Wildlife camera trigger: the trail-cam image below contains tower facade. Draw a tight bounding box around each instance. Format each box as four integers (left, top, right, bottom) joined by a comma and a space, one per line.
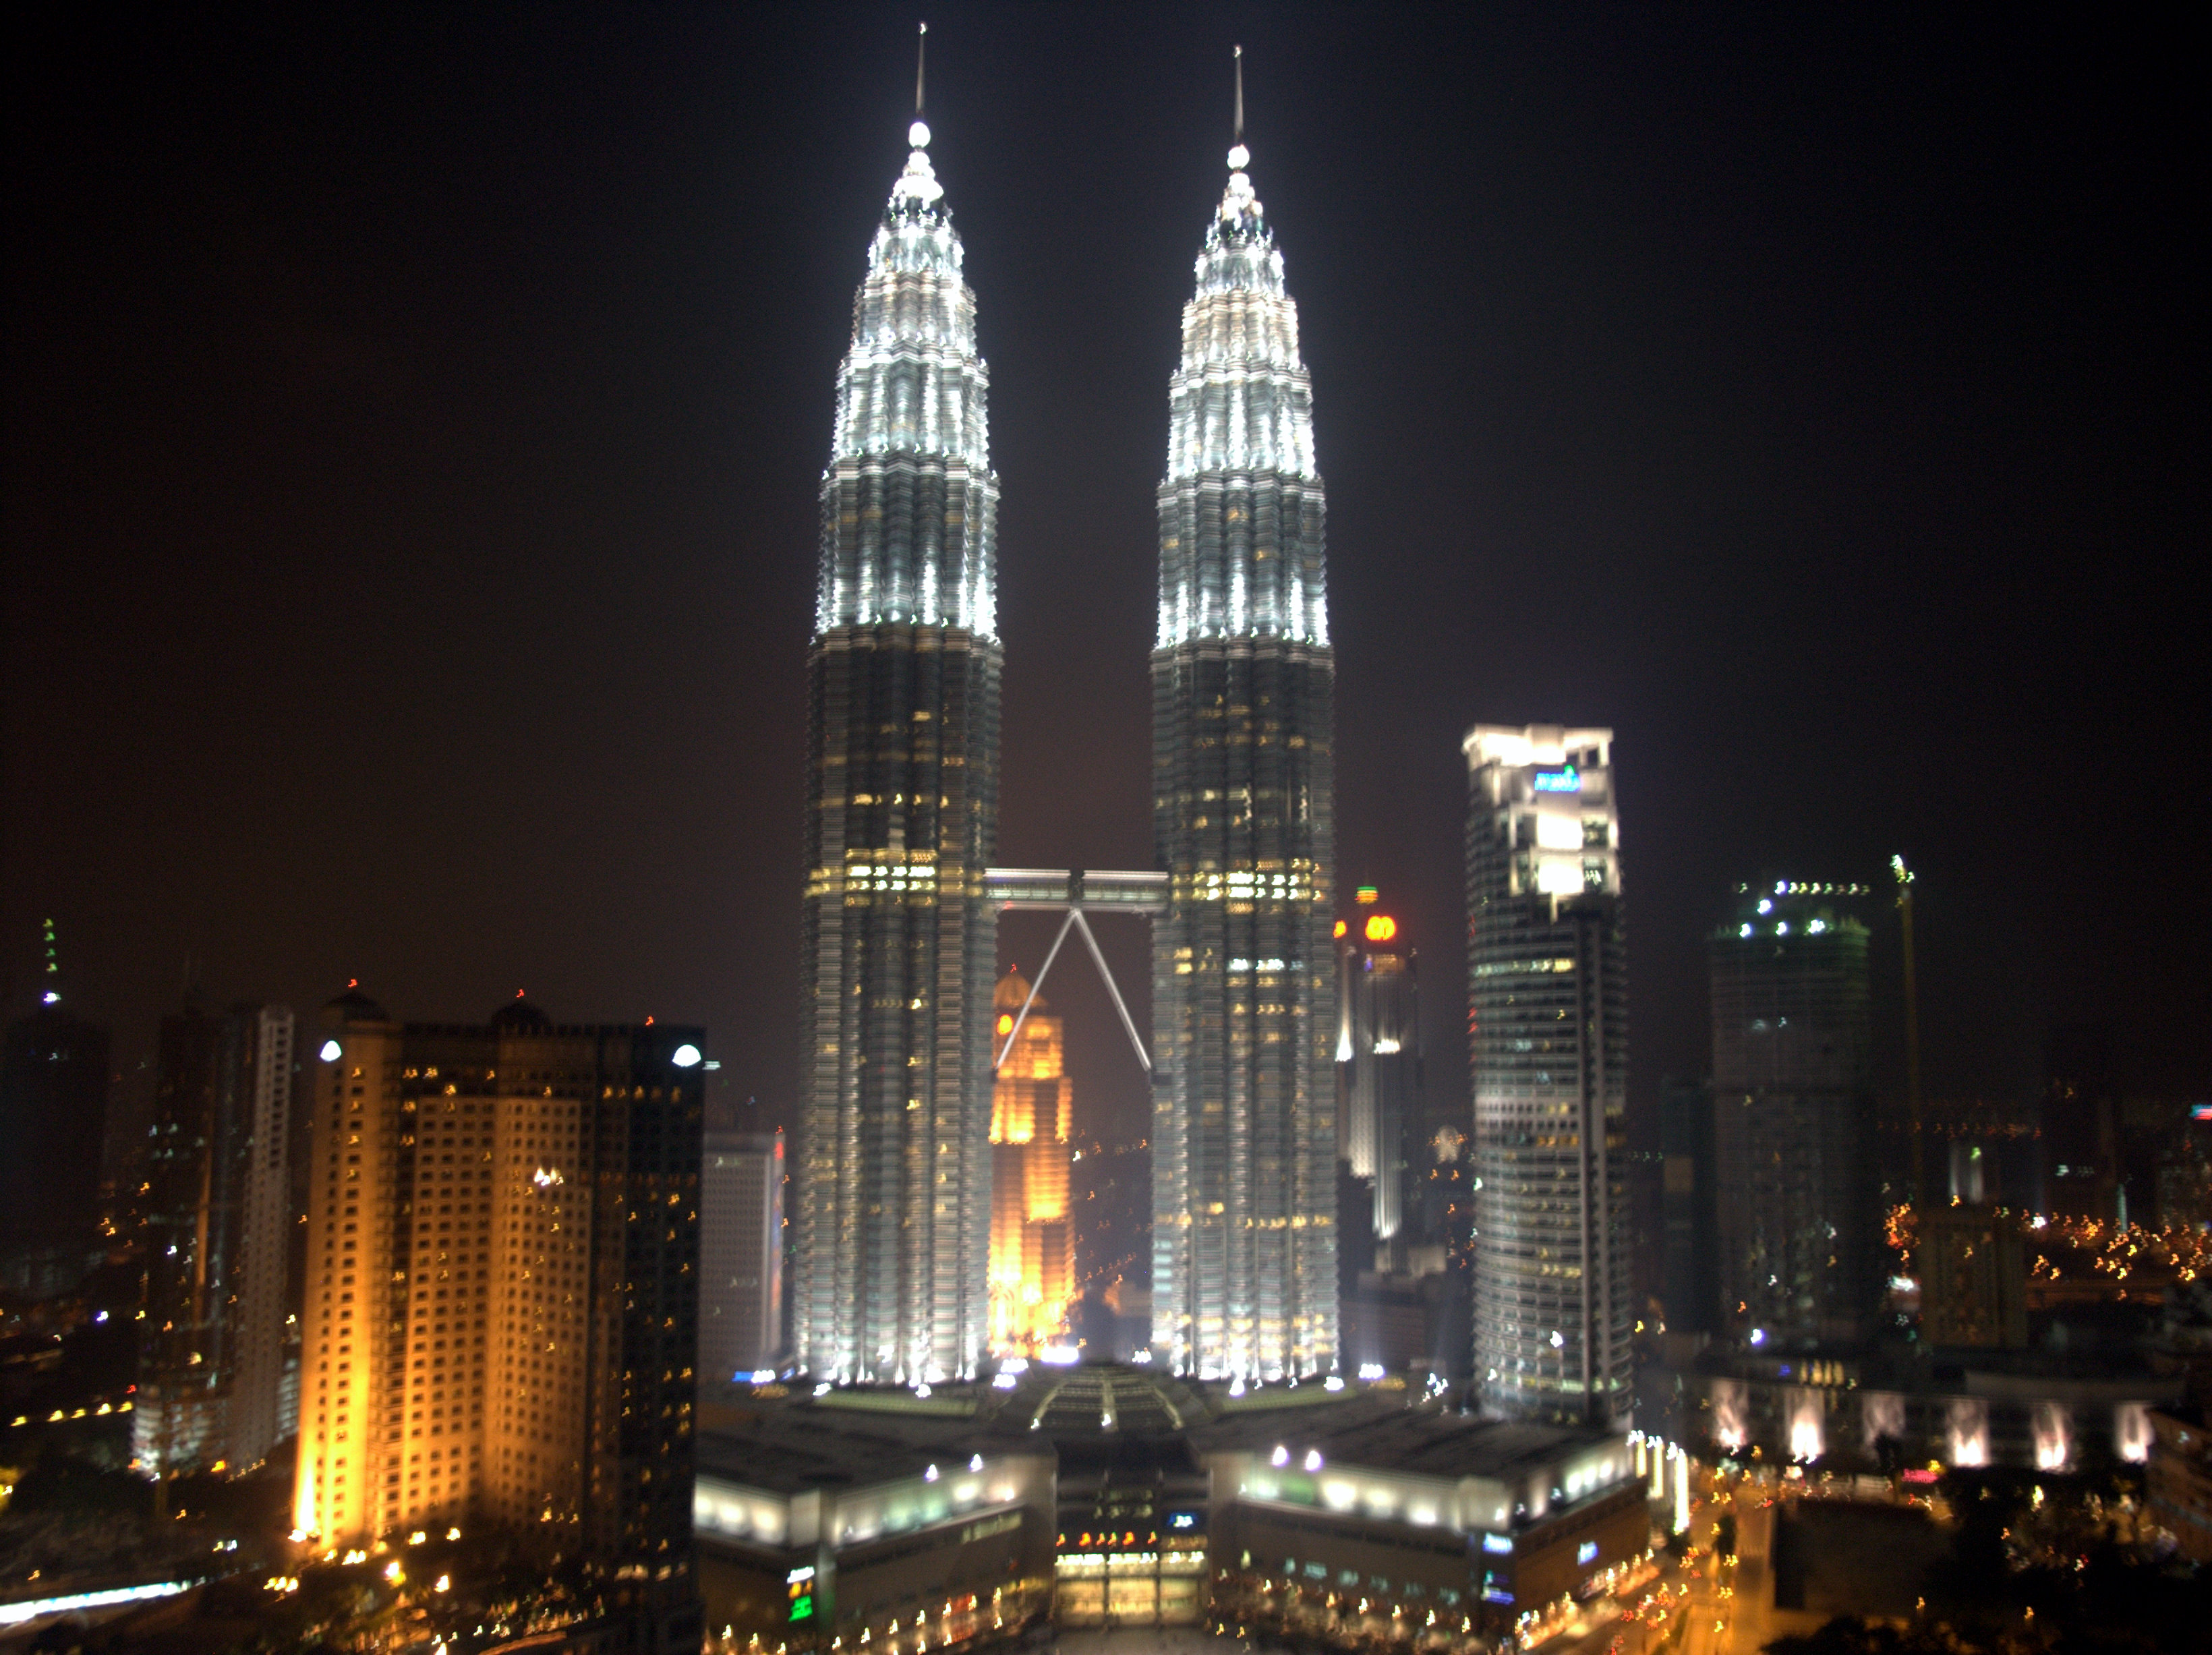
1464, 725, 1630, 1428
1337, 904, 1422, 1250
701, 1126, 784, 1381
1710, 881, 1877, 1346
794, 117, 999, 1385
295, 992, 701, 1646
138, 1001, 295, 1474
989, 968, 1074, 1353
1151, 136, 1337, 1381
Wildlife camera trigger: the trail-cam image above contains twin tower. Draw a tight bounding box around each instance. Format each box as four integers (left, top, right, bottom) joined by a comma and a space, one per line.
795, 94, 1336, 1387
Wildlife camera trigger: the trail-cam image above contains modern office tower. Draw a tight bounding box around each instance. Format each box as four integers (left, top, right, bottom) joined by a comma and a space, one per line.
794, 107, 999, 1388
137, 1002, 295, 1474
1336, 901, 1422, 1252
295, 990, 702, 1650
1150, 127, 1338, 1383
701, 1126, 783, 1380
1658, 1078, 1719, 1336
1710, 880, 1878, 1347
989, 968, 1075, 1354
0, 933, 112, 1297
1465, 725, 1630, 1428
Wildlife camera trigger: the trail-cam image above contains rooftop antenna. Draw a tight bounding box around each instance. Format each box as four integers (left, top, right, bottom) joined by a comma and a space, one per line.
916, 20, 927, 115
1233, 44, 1244, 141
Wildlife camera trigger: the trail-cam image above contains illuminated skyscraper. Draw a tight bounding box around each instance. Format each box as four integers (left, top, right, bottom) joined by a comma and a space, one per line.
137, 1001, 295, 1475
295, 991, 702, 1649
989, 968, 1074, 1353
794, 110, 998, 1385
1465, 725, 1630, 1428
1151, 115, 1337, 1381
1337, 903, 1422, 1250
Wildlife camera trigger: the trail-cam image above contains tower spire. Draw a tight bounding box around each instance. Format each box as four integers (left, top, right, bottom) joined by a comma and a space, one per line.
1233, 44, 1244, 142
916, 20, 927, 116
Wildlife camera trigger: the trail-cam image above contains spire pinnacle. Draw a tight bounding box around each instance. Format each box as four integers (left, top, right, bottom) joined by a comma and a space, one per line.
1233, 45, 1244, 142
916, 21, 927, 116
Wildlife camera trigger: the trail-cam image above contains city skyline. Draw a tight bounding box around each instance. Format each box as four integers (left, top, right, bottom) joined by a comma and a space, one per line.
8, 9, 2201, 1160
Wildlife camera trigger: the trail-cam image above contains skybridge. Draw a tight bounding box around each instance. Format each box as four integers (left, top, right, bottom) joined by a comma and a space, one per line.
983, 868, 1165, 1074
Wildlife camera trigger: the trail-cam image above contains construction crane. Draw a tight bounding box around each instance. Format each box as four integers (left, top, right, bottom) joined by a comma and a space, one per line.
1893, 854, 1923, 1209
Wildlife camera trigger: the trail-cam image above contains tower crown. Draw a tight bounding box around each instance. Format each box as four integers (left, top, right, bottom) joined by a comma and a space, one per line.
815, 107, 996, 640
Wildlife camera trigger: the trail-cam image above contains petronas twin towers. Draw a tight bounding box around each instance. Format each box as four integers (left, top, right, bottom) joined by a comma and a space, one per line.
794, 79, 1336, 1385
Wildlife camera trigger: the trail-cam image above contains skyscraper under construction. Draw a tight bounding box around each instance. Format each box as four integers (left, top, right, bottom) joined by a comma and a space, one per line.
794, 109, 999, 1385
1151, 102, 1338, 1381
1710, 881, 1878, 1346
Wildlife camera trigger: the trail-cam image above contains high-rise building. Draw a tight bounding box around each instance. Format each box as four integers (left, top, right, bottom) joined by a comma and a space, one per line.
1335, 900, 1422, 1252
989, 967, 1074, 1353
701, 1126, 783, 1381
1710, 881, 1878, 1347
1658, 1077, 1718, 1337
1464, 725, 1630, 1428
295, 990, 702, 1650
1148, 123, 1339, 1383
1, 927, 112, 1296
794, 107, 999, 1387
137, 1002, 295, 1475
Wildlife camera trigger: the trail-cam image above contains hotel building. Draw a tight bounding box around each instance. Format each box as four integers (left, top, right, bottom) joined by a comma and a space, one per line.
295, 989, 702, 1647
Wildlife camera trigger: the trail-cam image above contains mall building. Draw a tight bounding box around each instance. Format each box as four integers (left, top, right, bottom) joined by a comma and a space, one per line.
693, 1365, 1656, 1652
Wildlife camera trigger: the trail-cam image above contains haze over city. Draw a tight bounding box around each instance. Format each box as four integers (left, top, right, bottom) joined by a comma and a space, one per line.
9, 8, 2198, 1142
3, 9, 2205, 1654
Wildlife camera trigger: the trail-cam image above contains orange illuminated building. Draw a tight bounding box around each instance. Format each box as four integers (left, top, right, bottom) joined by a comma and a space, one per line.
989, 969, 1074, 1352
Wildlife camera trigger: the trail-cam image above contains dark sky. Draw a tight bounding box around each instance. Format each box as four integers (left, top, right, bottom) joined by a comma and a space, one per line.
7, 5, 2202, 1151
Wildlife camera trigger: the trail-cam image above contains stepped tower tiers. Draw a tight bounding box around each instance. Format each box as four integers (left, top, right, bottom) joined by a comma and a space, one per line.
796, 111, 1000, 1386
989, 968, 1075, 1354
1151, 122, 1339, 1381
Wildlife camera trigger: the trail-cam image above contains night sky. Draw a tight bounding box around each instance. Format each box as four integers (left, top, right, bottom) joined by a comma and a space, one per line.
7, 6, 2201, 1155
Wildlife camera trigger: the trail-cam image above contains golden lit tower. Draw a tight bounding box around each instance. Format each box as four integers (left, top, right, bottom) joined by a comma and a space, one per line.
295, 989, 703, 1649
989, 968, 1074, 1352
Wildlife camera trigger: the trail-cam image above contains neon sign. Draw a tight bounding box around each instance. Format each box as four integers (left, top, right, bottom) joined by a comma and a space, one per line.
1533, 767, 1580, 793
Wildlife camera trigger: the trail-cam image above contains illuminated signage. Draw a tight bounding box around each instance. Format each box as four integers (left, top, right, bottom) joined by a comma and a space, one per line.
1533, 767, 1581, 793
1481, 1533, 1513, 1555
1577, 1541, 1598, 1566
2193, 1103, 2212, 1122
1364, 914, 1397, 944
1167, 1511, 1202, 1531
1356, 886, 1378, 905
786, 1565, 815, 1623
